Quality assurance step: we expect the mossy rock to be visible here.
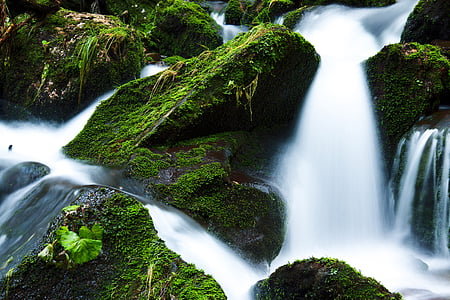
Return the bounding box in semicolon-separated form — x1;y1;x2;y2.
63;23;319;167
401;0;450;44
0;9;144;122
139;131;286;263
253;257;402;299
282;6;310;29
5;0;61;16
151;0;222;58
365;42;450;168
0;186;226;299
225;0;246;25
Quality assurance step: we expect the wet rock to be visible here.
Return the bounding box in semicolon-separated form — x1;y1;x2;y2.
0;161;50;196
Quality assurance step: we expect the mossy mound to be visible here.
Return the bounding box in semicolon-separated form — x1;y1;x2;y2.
401;0;450;44
138;131;286;263
254;257;402;299
0;9;143;122
64;23;319;166
225;0;246;25
0;186;226;299
365;42;450;168
5;0;61;16
151;0;223;58
282;6;311;29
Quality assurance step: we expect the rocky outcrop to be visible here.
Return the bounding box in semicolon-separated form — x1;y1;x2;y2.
63;23;319;263
254;257;402;299
151;0;222;58
401;0;450;44
0;186;226;299
0;9;143;122
365;42;450;168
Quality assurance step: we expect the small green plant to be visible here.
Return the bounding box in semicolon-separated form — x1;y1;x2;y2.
77;35;98;105
38;205;103;269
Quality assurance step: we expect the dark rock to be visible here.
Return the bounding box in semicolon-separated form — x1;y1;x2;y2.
0;161;50;196
254;257;402;299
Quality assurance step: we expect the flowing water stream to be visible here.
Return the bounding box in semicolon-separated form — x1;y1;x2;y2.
1;1;450;299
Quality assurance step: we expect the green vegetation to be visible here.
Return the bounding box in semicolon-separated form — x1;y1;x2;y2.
366;42;450;166
0;188;226;299
255;257;403;299
151;0;222;58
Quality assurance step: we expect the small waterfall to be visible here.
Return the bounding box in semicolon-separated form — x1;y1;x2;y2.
392;126;450;256
208;2;248;43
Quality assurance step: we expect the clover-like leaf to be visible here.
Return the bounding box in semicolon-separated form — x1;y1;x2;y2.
69;238;102;264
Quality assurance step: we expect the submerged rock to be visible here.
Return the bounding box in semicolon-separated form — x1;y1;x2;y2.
0;161;50;197
365;42;450;168
0;9;144;122
0;186;226;299
254;257;402;300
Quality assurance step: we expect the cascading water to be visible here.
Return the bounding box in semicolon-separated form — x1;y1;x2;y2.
272;0;450;298
208;1;248;42
1;1;450;299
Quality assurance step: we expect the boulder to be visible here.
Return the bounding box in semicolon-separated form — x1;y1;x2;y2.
0;186;226;299
151;0;223;58
365;42;450;168
0;9;144;122
5;0;61;17
64;23;319;263
0;161;50;197
254;257;402;299
401;0;450;44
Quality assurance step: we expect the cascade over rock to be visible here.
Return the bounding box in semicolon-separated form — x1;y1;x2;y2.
366;42;450;167
0;186;226;299
0;9;144;122
64;23;319;263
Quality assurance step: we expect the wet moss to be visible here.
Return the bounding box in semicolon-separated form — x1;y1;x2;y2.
0;9;144;122
365;42;450;168
151;0;222;58
0;187;226;299
254;257;402;299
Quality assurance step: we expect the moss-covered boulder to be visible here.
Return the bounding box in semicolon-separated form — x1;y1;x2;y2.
64;23;319;165
365;42;450;167
225;0;246;25
151;0;222;58
282;6;310;29
0;186;226;299
64;23;318;262
401;0;450;44
0;9;143;122
5;0;61;16
253;257;402;299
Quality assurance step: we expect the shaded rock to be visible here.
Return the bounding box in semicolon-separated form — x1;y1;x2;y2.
401;0;450;44
365;42;450;168
0;9;143;122
0;161;50;196
0;186;226;299
5;0;61;17
151;0;222;58
254;257;402;300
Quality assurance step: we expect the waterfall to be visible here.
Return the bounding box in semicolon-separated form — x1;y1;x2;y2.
208;2;248;43
392;126;450;256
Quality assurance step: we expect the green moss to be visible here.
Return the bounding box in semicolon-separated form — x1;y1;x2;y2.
225;0;245;25
255;257;402;299
283;7;309;29
0;188;226;299
151;0;222;58
366;42;450;166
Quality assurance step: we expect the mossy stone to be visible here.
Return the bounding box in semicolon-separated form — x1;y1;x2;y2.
0;186;226;299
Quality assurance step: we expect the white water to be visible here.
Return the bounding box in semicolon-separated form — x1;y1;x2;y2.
210;6;248;43
271;0;450;298
1;2;450;299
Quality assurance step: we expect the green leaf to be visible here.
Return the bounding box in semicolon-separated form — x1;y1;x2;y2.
38;243;54;263
56;226;69;239
69;238;102;264
79;226;93;239
60;230;80;251
91;223;103;240
62;205;80;212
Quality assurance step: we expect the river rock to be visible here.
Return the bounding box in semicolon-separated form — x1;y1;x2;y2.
151;0;222;58
253;257;402;299
0;161;50;197
365;42;450;168
0;9;144;122
0;186;226;299
64;23;318;263
401;0;450;44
